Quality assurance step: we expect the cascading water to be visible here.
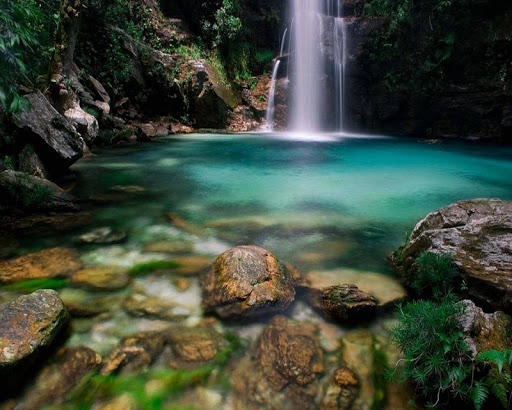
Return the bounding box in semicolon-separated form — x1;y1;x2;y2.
265;0;349;133
265;60;281;130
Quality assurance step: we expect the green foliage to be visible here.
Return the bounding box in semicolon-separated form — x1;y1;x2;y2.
0;0;59;112
392;299;471;406
1;278;68;293
476;350;512;409
362;0;510;92
128;260;182;276
4;172;53;208
411;252;459;300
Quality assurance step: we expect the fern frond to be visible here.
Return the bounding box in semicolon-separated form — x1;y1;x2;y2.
471;381;489;410
489;381;508;408
476;350;506;373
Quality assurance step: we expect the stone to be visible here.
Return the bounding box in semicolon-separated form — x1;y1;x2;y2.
87;75;111;103
144;240;194;254
233;316;324;409
320;367;360;410
164;326;227;369
100;331;166;375
74;227;127;245
0;170;79;212
59;288;122;317
458;299;512;358
200;245;296;318
306;268;407;307
17;144;48;179
320;284;378;322
171;255;212;276
64;105;99;144
70;267;130;290
392;199;512;312
123;293;183;321
16;347;101;409
12;91;83;173
0;290;68;367
95;394;138;410
0;247;82;284
166;212;206;237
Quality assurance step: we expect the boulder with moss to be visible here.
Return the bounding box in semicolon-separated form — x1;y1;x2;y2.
200;245;296;318
391;199;512;312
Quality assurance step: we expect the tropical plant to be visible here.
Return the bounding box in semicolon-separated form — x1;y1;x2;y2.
410;251;459;300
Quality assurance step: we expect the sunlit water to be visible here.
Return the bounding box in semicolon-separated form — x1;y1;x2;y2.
65;133;512;274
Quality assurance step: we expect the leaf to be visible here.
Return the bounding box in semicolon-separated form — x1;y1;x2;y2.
477;350;506;373
471;381;489;410
490;381;508;408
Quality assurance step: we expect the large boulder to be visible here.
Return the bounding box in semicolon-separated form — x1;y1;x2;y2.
12;91;84;174
200;245;296;318
0;170;79;212
0;290;68;368
392;199;512;312
0;247;83;284
233;316;324;409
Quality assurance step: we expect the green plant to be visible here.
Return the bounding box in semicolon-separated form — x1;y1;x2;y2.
1;278;68;293
128;260;182;276
475;350;512;409
410;252;459;300
4;172;53;208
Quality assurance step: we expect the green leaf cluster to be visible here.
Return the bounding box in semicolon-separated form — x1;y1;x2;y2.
410;251;459;300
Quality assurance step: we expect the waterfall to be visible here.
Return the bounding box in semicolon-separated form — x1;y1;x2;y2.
265;60;281;131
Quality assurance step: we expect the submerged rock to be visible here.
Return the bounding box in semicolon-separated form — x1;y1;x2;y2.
306;268;406;308
70;267;130;290
74;227;127;245
123;293;184;321
144;240;194;254
320;284;377;323
59;288;123;317
200;245;296;318
0;290;68;367
233;316;324;409
16;347;101;409
100;331;166;375
164;326;228;369
392;199;512;312
0;247;82;283
320;367;360;410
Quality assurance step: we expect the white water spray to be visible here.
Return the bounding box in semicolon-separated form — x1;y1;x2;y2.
265;60;281;130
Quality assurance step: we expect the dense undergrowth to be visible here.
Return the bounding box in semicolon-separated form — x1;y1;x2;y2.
392;251;512;409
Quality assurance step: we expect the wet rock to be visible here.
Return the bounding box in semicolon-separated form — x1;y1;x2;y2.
123;293;184;321
18;144;48;179
11;91;83;174
306;268;406;307
320;367;360;410
110;185;146;194
458;299;512;358
16;347;101;409
164;326;227;369
320;284;377;323
0;170;79;212
172;278;191;291
393;199;512;312
233;316;324;409
59;288;120;317
0;247;82;284
100;331;166;375
166;212;206;237
144;240;194;254
74;227;127;245
0;290;68;367
1;211;92;234
172;255;212;276
200;246;296;318
70;267;130;290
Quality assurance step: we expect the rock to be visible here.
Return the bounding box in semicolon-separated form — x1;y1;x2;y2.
59;288;122;317
164;326;227;368
320;284;377;323
100;331;166;375
74;227;127;244
64;105;99;144
17;144;48;179
0;247;82;284
87;75;110;103
123;293;183;321
306;268;407;307
393;199;512;312
182;59;241;129
95;394;139;410
233;316;324;409
172;278;191;291
12;91;83;174
320;367;360;410
0;290;68;367
136;122;171;139
144;240;194;254
16;347;101;409
0;170;79;212
200;245;296;318
70;267;130;290
458;299;512;358
172;255;214;276
166;212;206;236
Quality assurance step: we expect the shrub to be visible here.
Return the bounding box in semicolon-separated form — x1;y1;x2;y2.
410;251;459;300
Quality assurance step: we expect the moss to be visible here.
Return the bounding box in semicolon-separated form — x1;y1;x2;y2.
371;336;389;410
1;278;69;293
128;260;182;276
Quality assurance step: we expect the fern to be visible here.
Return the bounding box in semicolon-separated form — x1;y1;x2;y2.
490;381;508;408
471;381;489;410
477;350;507;374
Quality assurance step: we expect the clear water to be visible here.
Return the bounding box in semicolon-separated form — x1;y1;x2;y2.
64;133;512;275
